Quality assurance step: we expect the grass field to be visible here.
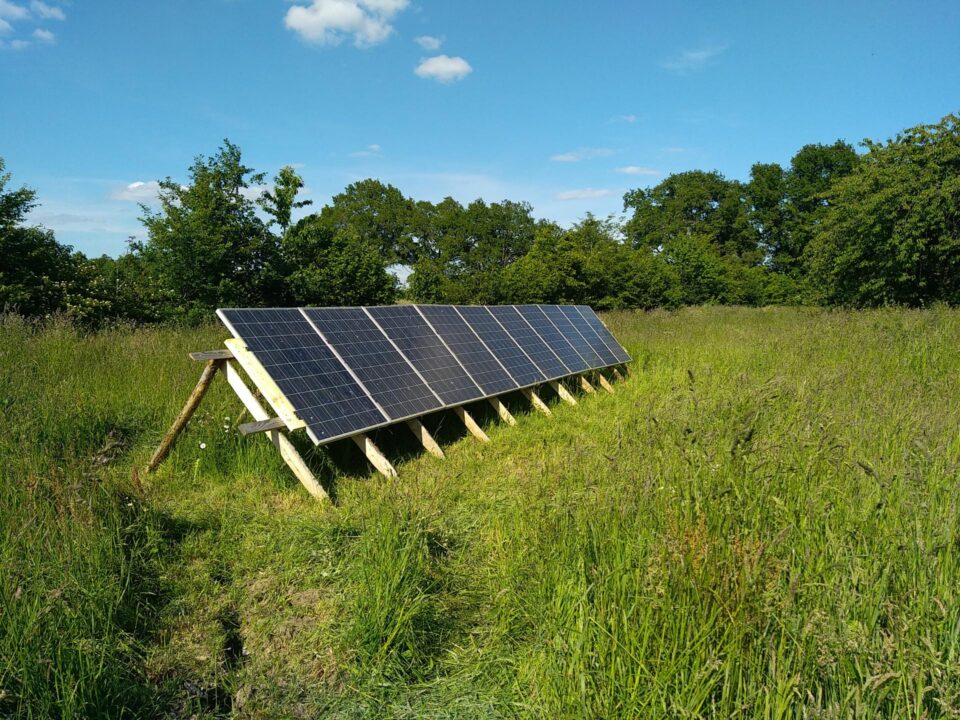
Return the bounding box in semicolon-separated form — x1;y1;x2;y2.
2;306;959;718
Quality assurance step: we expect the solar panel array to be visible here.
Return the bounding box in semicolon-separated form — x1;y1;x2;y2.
218;305;631;446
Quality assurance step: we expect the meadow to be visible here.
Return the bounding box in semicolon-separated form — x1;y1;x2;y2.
1;306;959;718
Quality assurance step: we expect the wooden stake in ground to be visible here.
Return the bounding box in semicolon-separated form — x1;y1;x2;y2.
147;359;221;472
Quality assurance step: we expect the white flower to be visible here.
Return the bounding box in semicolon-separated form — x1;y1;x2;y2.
199;442;207;450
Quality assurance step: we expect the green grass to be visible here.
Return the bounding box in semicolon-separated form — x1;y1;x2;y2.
2;307;960;718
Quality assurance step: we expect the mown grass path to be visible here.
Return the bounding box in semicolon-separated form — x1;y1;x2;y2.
2;307;959;718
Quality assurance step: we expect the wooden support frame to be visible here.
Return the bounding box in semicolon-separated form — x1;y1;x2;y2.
406;418;445;459
521;387;552;417
239;416;287;436
596;372;616;395
611;367;625;382
453;406;490;443
147;359;220;472
579;375;597;394
549;379;578;406
351;434;398;479
487;396;517;426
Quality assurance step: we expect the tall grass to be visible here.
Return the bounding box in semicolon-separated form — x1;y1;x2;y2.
1;308;959;717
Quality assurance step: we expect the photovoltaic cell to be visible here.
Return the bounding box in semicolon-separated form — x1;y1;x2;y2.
575;306;632;364
538;304;604;368
417;305;517;395
455;306;545;388
559;305;620;366
217;308;387;444
515;305;590;372
487;305;570;380
365;305;483;406
302;307;443;421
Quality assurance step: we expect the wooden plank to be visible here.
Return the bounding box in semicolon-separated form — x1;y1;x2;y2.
611;367;625;381
520;387;552;417
238;416;287;436
487;396;517;426
222;361;329;501
579;375;597;394
189;349;234;362
596;373;615;394
453;406;490;443
549;380;578;406
406;418;445;459
147;359;221;472
224;338;304;431
351;434;398;479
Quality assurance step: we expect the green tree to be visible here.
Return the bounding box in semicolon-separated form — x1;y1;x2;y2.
805;114;960;307
321;180;418;264
135;140;283;320
259;165;312;232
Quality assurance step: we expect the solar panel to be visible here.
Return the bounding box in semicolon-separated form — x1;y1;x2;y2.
538;304;605;368
217;308;387;444
416;305;518;396
559;305;620;366
515;305;591;372
455;306;545;388
487;306;570;380
365;305;483;406
302;307;443;422
575;306;632;364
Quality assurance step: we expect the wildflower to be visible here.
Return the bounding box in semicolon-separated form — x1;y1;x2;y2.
199;442;207;450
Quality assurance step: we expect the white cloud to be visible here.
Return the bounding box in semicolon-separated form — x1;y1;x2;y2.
6;38;29;49
660;45;727;75
661;146;687;153
32;27;53;42
110;181;163;203
350;143;382;157
610;114;638;124
414;34;441;50
615;166;659;176
556;188;613;201
414;54;472;83
0;1;28;20
29;1;64;20
285;0;409;48
0;17;11;33
550;147;614;163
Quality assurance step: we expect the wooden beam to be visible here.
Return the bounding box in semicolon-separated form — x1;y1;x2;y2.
405;418;445;459
596;373;616;394
189;349;234;362
549;380;578;406
520;387;552;417
224;338;304;431
147;359;221;472
222;361;329;501
579;375;597;394
351;434;398;479
453;406;490;443
487;396;517;426
238;416;287;436
622;364;633;377
611;367;625;382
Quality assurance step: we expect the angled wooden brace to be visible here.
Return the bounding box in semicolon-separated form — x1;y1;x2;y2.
520;386;552;417
579;375;597;394
595;372;616;394
406;418;445;459
453;406;490;443
487;396;517;426
549;379;578;406
351;434;398;479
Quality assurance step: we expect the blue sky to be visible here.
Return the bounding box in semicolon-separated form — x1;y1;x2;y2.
1;0;958;257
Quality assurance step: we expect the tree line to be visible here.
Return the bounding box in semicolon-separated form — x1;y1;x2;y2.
2;113;958;325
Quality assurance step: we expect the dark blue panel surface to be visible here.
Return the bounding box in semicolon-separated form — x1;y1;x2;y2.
539;304;604;368
218;308;387;444
455;306;545;388
417;305;517;395
303;308;443;421
488;305;570;380
515;305;590;372
559;305;620;366
575;306;632;364
366;305;483;406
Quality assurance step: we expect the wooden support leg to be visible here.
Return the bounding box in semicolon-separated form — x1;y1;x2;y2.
223;361;329;501
487;396;517;426
453;406;490;443
549;380;578;406
579;375;597;394
612;367;625;382
622;364;633;377
406;418;445;459
521;387;552;417
596;372;616;394
147;359;221;472
351;433;398;479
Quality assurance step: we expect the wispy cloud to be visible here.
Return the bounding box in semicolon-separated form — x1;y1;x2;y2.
556;188;613;201
615;166;659;176
661;146;687;153
350;143;382;157
0;0;65;49
285;0;409;48
0;1;29;20
660;45;727;75
609;114;638;124
550;147;614;163
32;27;53;42
414;34;441;50
415;54;472;83
110;181;163;203
29;1;63;20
